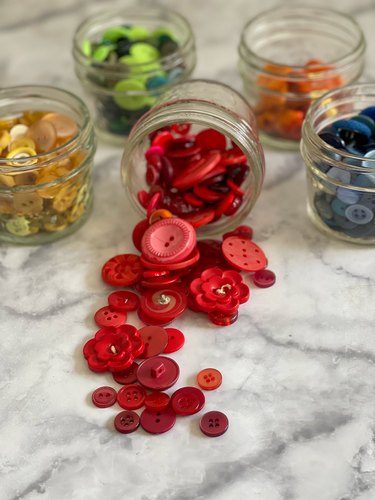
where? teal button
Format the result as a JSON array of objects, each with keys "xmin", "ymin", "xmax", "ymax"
[{"xmin": 331, "ymin": 197, "xmax": 349, "ymax": 216}]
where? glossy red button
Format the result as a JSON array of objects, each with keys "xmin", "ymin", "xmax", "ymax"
[
  {"xmin": 137, "ymin": 308, "xmax": 173, "ymax": 327},
  {"xmin": 223, "ymin": 225, "xmax": 253, "ymax": 240},
  {"xmin": 141, "ymin": 218, "xmax": 196, "ymax": 264},
  {"xmin": 253, "ymin": 269, "xmax": 276, "ymax": 288},
  {"xmin": 164, "ymin": 328, "xmax": 185, "ymax": 353},
  {"xmin": 108, "ymin": 291, "xmax": 139, "ymax": 312},
  {"xmin": 139, "ymin": 272, "xmax": 181, "ymax": 289},
  {"xmin": 171, "ymin": 386, "xmax": 205, "ymax": 416},
  {"xmin": 117, "ymin": 384, "xmax": 146, "ymax": 410},
  {"xmin": 140, "ymin": 407, "xmax": 176, "ymax": 434},
  {"xmin": 199, "ymin": 411, "xmax": 229, "ymax": 437},
  {"xmin": 94, "ymin": 306, "xmax": 126, "ymax": 328},
  {"xmin": 139, "ymin": 287, "xmax": 187, "ymax": 323},
  {"xmin": 114, "ymin": 410, "xmax": 140, "ymax": 434},
  {"xmin": 132, "ymin": 219, "xmax": 150, "ymax": 252},
  {"xmin": 208, "ymin": 310, "xmax": 238, "ymax": 326},
  {"xmin": 137, "ymin": 356, "xmax": 180, "ymax": 391},
  {"xmin": 222, "ymin": 236, "xmax": 267, "ymax": 272},
  {"xmin": 172, "ymin": 152, "xmax": 222, "ymax": 190},
  {"xmin": 102, "ymin": 254, "xmax": 143, "ymax": 286},
  {"xmin": 138, "ymin": 325, "xmax": 168, "ymax": 358},
  {"xmin": 144, "ymin": 392, "xmax": 170, "ymax": 411},
  {"xmin": 197, "ymin": 368, "xmax": 222, "ymax": 391},
  {"xmin": 112, "ymin": 362, "xmax": 138, "ymax": 385},
  {"xmin": 181, "ymin": 208, "xmax": 216, "ymax": 228},
  {"xmin": 196, "ymin": 129, "xmax": 226, "ymax": 152},
  {"xmin": 92, "ymin": 386, "xmax": 117, "ymax": 408},
  {"xmin": 140, "ymin": 247, "xmax": 200, "ymax": 271}
]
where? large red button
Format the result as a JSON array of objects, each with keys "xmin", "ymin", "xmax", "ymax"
[
  {"xmin": 137, "ymin": 356, "xmax": 180, "ymax": 391},
  {"xmin": 141, "ymin": 218, "xmax": 196, "ymax": 264},
  {"xmin": 139, "ymin": 287, "xmax": 187, "ymax": 323},
  {"xmin": 171, "ymin": 386, "xmax": 205, "ymax": 416},
  {"xmin": 222, "ymin": 236, "xmax": 267, "ymax": 272},
  {"xmin": 94, "ymin": 306, "xmax": 126, "ymax": 328},
  {"xmin": 253, "ymin": 269, "xmax": 276, "ymax": 288},
  {"xmin": 117, "ymin": 384, "xmax": 146, "ymax": 410},
  {"xmin": 196, "ymin": 129, "xmax": 227, "ymax": 152},
  {"xmin": 92, "ymin": 386, "xmax": 117, "ymax": 408},
  {"xmin": 172, "ymin": 152, "xmax": 221, "ymax": 190},
  {"xmin": 199, "ymin": 411, "xmax": 229, "ymax": 437},
  {"xmin": 140, "ymin": 407, "xmax": 176, "ymax": 434},
  {"xmin": 102, "ymin": 254, "xmax": 143, "ymax": 286},
  {"xmin": 114, "ymin": 410, "xmax": 140, "ymax": 434},
  {"xmin": 108, "ymin": 291, "xmax": 139, "ymax": 312},
  {"xmin": 197, "ymin": 368, "xmax": 222, "ymax": 391},
  {"xmin": 140, "ymin": 247, "xmax": 200, "ymax": 271},
  {"xmin": 144, "ymin": 392, "xmax": 170, "ymax": 411},
  {"xmin": 138, "ymin": 325, "xmax": 168, "ymax": 358},
  {"xmin": 163, "ymin": 328, "xmax": 185, "ymax": 353},
  {"xmin": 112, "ymin": 362, "xmax": 138, "ymax": 385}
]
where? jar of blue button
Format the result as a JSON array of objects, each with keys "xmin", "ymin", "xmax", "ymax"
[
  {"xmin": 73, "ymin": 8, "xmax": 196, "ymax": 145},
  {"xmin": 301, "ymin": 84, "xmax": 375, "ymax": 244}
]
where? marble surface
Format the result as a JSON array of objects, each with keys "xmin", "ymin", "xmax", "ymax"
[{"xmin": 1, "ymin": 0, "xmax": 375, "ymax": 499}]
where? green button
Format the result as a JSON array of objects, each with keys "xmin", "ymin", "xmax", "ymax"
[
  {"xmin": 81, "ymin": 39, "xmax": 92, "ymax": 57},
  {"xmin": 5, "ymin": 216, "xmax": 31, "ymax": 236},
  {"xmin": 113, "ymin": 79, "xmax": 148, "ymax": 110},
  {"xmin": 130, "ymin": 42, "xmax": 160, "ymax": 63},
  {"xmin": 102, "ymin": 26, "xmax": 131, "ymax": 43},
  {"xmin": 152, "ymin": 28, "xmax": 177, "ymax": 41},
  {"xmin": 92, "ymin": 44, "xmax": 116, "ymax": 62},
  {"xmin": 126, "ymin": 26, "xmax": 150, "ymax": 41}
]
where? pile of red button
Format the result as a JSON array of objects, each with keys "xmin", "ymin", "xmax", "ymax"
[{"xmin": 137, "ymin": 125, "xmax": 250, "ymax": 228}]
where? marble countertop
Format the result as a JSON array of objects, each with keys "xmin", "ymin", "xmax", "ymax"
[{"xmin": 1, "ymin": 0, "xmax": 375, "ymax": 499}]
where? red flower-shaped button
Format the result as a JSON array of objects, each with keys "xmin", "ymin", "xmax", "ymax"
[
  {"xmin": 83, "ymin": 325, "xmax": 144, "ymax": 373},
  {"xmin": 108, "ymin": 291, "xmax": 139, "ymax": 312},
  {"xmin": 94, "ymin": 306, "xmax": 127, "ymax": 328},
  {"xmin": 222, "ymin": 237, "xmax": 267, "ymax": 272},
  {"xmin": 92, "ymin": 386, "xmax": 117, "ymax": 408},
  {"xmin": 117, "ymin": 384, "xmax": 146, "ymax": 410},
  {"xmin": 139, "ymin": 286, "xmax": 188, "ymax": 323},
  {"xmin": 114, "ymin": 410, "xmax": 140, "ymax": 434},
  {"xmin": 171, "ymin": 387, "xmax": 205, "ymax": 416},
  {"xmin": 102, "ymin": 254, "xmax": 143, "ymax": 286}
]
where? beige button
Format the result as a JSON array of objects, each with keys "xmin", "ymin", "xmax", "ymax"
[
  {"xmin": 28, "ymin": 119, "xmax": 57, "ymax": 153},
  {"xmin": 5, "ymin": 216, "xmax": 32, "ymax": 236},
  {"xmin": 52, "ymin": 184, "xmax": 77, "ymax": 212},
  {"xmin": 13, "ymin": 171, "xmax": 38, "ymax": 186},
  {"xmin": 0, "ymin": 193, "xmax": 14, "ymax": 214},
  {"xmin": 13, "ymin": 192, "xmax": 43, "ymax": 215},
  {"xmin": 0, "ymin": 174, "xmax": 15, "ymax": 187},
  {"xmin": 41, "ymin": 113, "xmax": 78, "ymax": 140},
  {"xmin": 10, "ymin": 124, "xmax": 29, "ymax": 141}
]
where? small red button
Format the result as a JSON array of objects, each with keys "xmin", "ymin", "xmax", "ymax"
[
  {"xmin": 114, "ymin": 410, "xmax": 140, "ymax": 434},
  {"xmin": 108, "ymin": 291, "xmax": 139, "ymax": 312},
  {"xmin": 137, "ymin": 356, "xmax": 180, "ymax": 391},
  {"xmin": 223, "ymin": 225, "xmax": 253, "ymax": 240},
  {"xmin": 137, "ymin": 307, "xmax": 173, "ymax": 327},
  {"xmin": 171, "ymin": 386, "xmax": 205, "ymax": 416},
  {"xmin": 208, "ymin": 310, "xmax": 238, "ymax": 326},
  {"xmin": 144, "ymin": 392, "xmax": 170, "ymax": 411},
  {"xmin": 112, "ymin": 362, "xmax": 138, "ymax": 385},
  {"xmin": 102, "ymin": 254, "xmax": 143, "ymax": 286},
  {"xmin": 164, "ymin": 328, "xmax": 185, "ymax": 353},
  {"xmin": 117, "ymin": 384, "xmax": 146, "ymax": 410},
  {"xmin": 132, "ymin": 219, "xmax": 150, "ymax": 252},
  {"xmin": 197, "ymin": 368, "xmax": 222, "ymax": 391},
  {"xmin": 92, "ymin": 386, "xmax": 117, "ymax": 408},
  {"xmin": 94, "ymin": 306, "xmax": 126, "ymax": 328},
  {"xmin": 222, "ymin": 236, "xmax": 267, "ymax": 272},
  {"xmin": 139, "ymin": 287, "xmax": 187, "ymax": 323},
  {"xmin": 181, "ymin": 208, "xmax": 216, "ymax": 228},
  {"xmin": 138, "ymin": 325, "xmax": 169, "ymax": 358},
  {"xmin": 253, "ymin": 269, "xmax": 276, "ymax": 288},
  {"xmin": 199, "ymin": 411, "xmax": 229, "ymax": 437},
  {"xmin": 140, "ymin": 407, "xmax": 176, "ymax": 434}
]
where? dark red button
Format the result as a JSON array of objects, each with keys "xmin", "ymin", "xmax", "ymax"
[
  {"xmin": 144, "ymin": 392, "xmax": 170, "ymax": 411},
  {"xmin": 132, "ymin": 219, "xmax": 150, "ymax": 252},
  {"xmin": 223, "ymin": 225, "xmax": 253, "ymax": 240},
  {"xmin": 92, "ymin": 386, "xmax": 117, "ymax": 408},
  {"xmin": 139, "ymin": 272, "xmax": 181, "ymax": 289},
  {"xmin": 137, "ymin": 356, "xmax": 180, "ymax": 391},
  {"xmin": 222, "ymin": 236, "xmax": 267, "ymax": 272},
  {"xmin": 139, "ymin": 287, "xmax": 187, "ymax": 323},
  {"xmin": 108, "ymin": 291, "xmax": 139, "ymax": 312},
  {"xmin": 112, "ymin": 362, "xmax": 138, "ymax": 385},
  {"xmin": 117, "ymin": 384, "xmax": 146, "ymax": 410},
  {"xmin": 114, "ymin": 410, "xmax": 140, "ymax": 434},
  {"xmin": 102, "ymin": 254, "xmax": 143, "ymax": 286},
  {"xmin": 181, "ymin": 208, "xmax": 216, "ymax": 228},
  {"xmin": 208, "ymin": 310, "xmax": 238, "ymax": 326},
  {"xmin": 163, "ymin": 328, "xmax": 185, "ymax": 353},
  {"xmin": 253, "ymin": 269, "xmax": 276, "ymax": 288},
  {"xmin": 171, "ymin": 386, "xmax": 205, "ymax": 416},
  {"xmin": 199, "ymin": 411, "xmax": 229, "ymax": 437},
  {"xmin": 196, "ymin": 129, "xmax": 226, "ymax": 152},
  {"xmin": 197, "ymin": 368, "xmax": 222, "ymax": 391},
  {"xmin": 94, "ymin": 306, "xmax": 126, "ymax": 328},
  {"xmin": 140, "ymin": 407, "xmax": 176, "ymax": 434},
  {"xmin": 138, "ymin": 325, "xmax": 168, "ymax": 358}
]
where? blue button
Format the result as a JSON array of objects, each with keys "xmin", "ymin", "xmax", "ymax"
[
  {"xmin": 345, "ymin": 204, "xmax": 374, "ymax": 225},
  {"xmin": 331, "ymin": 197, "xmax": 349, "ymax": 216},
  {"xmin": 318, "ymin": 130, "xmax": 346, "ymax": 149},
  {"xmin": 360, "ymin": 106, "xmax": 375, "ymax": 121},
  {"xmin": 353, "ymin": 173, "xmax": 375, "ymax": 187},
  {"xmin": 326, "ymin": 167, "xmax": 351, "ymax": 184},
  {"xmin": 332, "ymin": 213, "xmax": 357, "ymax": 229},
  {"xmin": 352, "ymin": 114, "xmax": 375, "ymax": 135},
  {"xmin": 362, "ymin": 149, "xmax": 375, "ymax": 168},
  {"xmin": 146, "ymin": 74, "xmax": 168, "ymax": 90},
  {"xmin": 336, "ymin": 187, "xmax": 360, "ymax": 205}
]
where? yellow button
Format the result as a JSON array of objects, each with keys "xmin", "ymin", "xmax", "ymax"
[
  {"xmin": 0, "ymin": 174, "xmax": 15, "ymax": 187},
  {"xmin": 5, "ymin": 216, "xmax": 31, "ymax": 236},
  {"xmin": 43, "ymin": 214, "xmax": 67, "ymax": 232},
  {"xmin": 7, "ymin": 147, "xmax": 37, "ymax": 158},
  {"xmin": 67, "ymin": 203, "xmax": 85, "ymax": 223},
  {"xmin": 52, "ymin": 184, "xmax": 77, "ymax": 213},
  {"xmin": 9, "ymin": 137, "xmax": 36, "ymax": 151},
  {"xmin": 13, "ymin": 192, "xmax": 43, "ymax": 215},
  {"xmin": 0, "ymin": 130, "xmax": 10, "ymax": 154}
]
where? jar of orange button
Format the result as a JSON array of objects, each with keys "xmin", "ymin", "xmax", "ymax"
[
  {"xmin": 238, "ymin": 6, "xmax": 365, "ymax": 149},
  {"xmin": 0, "ymin": 86, "xmax": 96, "ymax": 244}
]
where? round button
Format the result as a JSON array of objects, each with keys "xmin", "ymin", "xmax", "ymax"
[
  {"xmin": 140, "ymin": 247, "xmax": 200, "ymax": 271},
  {"xmin": 140, "ymin": 408, "xmax": 176, "ymax": 434},
  {"xmin": 137, "ymin": 356, "xmax": 180, "ymax": 391},
  {"xmin": 132, "ymin": 219, "xmax": 150, "ymax": 252},
  {"xmin": 172, "ymin": 152, "xmax": 221, "ymax": 190},
  {"xmin": 197, "ymin": 368, "xmax": 222, "ymax": 391},
  {"xmin": 102, "ymin": 254, "xmax": 143, "ymax": 286},
  {"xmin": 114, "ymin": 410, "xmax": 140, "ymax": 434},
  {"xmin": 345, "ymin": 204, "xmax": 374, "ymax": 225},
  {"xmin": 222, "ymin": 236, "xmax": 267, "ymax": 272},
  {"xmin": 28, "ymin": 119, "xmax": 56, "ymax": 153},
  {"xmin": 112, "ymin": 362, "xmax": 139, "ymax": 385},
  {"xmin": 196, "ymin": 128, "xmax": 226, "ymax": 152},
  {"xmin": 41, "ymin": 112, "xmax": 78, "ymax": 139},
  {"xmin": 92, "ymin": 386, "xmax": 117, "ymax": 408},
  {"xmin": 253, "ymin": 269, "xmax": 276, "ymax": 288},
  {"xmin": 108, "ymin": 291, "xmax": 139, "ymax": 312},
  {"xmin": 171, "ymin": 387, "xmax": 205, "ymax": 416},
  {"xmin": 139, "ymin": 287, "xmax": 187, "ymax": 323},
  {"xmin": 94, "ymin": 306, "xmax": 127, "ymax": 328},
  {"xmin": 199, "ymin": 411, "xmax": 229, "ymax": 437},
  {"xmin": 117, "ymin": 384, "xmax": 146, "ymax": 410},
  {"xmin": 336, "ymin": 187, "xmax": 360, "ymax": 205},
  {"xmin": 144, "ymin": 392, "xmax": 170, "ymax": 411},
  {"xmin": 208, "ymin": 310, "xmax": 238, "ymax": 326},
  {"xmin": 137, "ymin": 307, "xmax": 174, "ymax": 327},
  {"xmin": 141, "ymin": 218, "xmax": 196, "ymax": 264},
  {"xmin": 164, "ymin": 328, "xmax": 185, "ymax": 353},
  {"xmin": 138, "ymin": 325, "xmax": 168, "ymax": 358}
]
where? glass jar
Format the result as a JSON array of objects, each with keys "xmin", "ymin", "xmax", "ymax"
[
  {"xmin": 301, "ymin": 83, "xmax": 375, "ymax": 245},
  {"xmin": 121, "ymin": 80, "xmax": 265, "ymax": 237},
  {"xmin": 238, "ymin": 6, "xmax": 365, "ymax": 150},
  {"xmin": 0, "ymin": 86, "xmax": 96, "ymax": 245},
  {"xmin": 73, "ymin": 7, "xmax": 196, "ymax": 145}
]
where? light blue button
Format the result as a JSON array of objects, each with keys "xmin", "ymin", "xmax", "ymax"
[
  {"xmin": 353, "ymin": 173, "xmax": 375, "ymax": 187},
  {"xmin": 336, "ymin": 187, "xmax": 360, "ymax": 205},
  {"xmin": 326, "ymin": 167, "xmax": 351, "ymax": 184},
  {"xmin": 168, "ymin": 67, "xmax": 184, "ymax": 83},
  {"xmin": 345, "ymin": 204, "xmax": 374, "ymax": 225},
  {"xmin": 362, "ymin": 149, "xmax": 375, "ymax": 168},
  {"xmin": 331, "ymin": 197, "xmax": 349, "ymax": 216}
]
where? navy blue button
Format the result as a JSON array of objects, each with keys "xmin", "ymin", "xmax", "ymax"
[
  {"xmin": 352, "ymin": 115, "xmax": 375, "ymax": 135},
  {"xmin": 318, "ymin": 131, "xmax": 346, "ymax": 149},
  {"xmin": 360, "ymin": 106, "xmax": 375, "ymax": 121},
  {"xmin": 332, "ymin": 119, "xmax": 372, "ymax": 145}
]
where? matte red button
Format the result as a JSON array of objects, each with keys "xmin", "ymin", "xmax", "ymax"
[
  {"xmin": 92, "ymin": 386, "xmax": 117, "ymax": 408},
  {"xmin": 144, "ymin": 392, "xmax": 170, "ymax": 411},
  {"xmin": 164, "ymin": 328, "xmax": 185, "ymax": 353},
  {"xmin": 222, "ymin": 236, "xmax": 267, "ymax": 272},
  {"xmin": 139, "ymin": 287, "xmax": 187, "ymax": 323},
  {"xmin": 108, "ymin": 291, "xmax": 139, "ymax": 312},
  {"xmin": 112, "ymin": 362, "xmax": 138, "ymax": 385},
  {"xmin": 137, "ymin": 356, "xmax": 180, "ymax": 391},
  {"xmin": 200, "ymin": 411, "xmax": 229, "ymax": 437},
  {"xmin": 253, "ymin": 269, "xmax": 276, "ymax": 288},
  {"xmin": 171, "ymin": 386, "xmax": 205, "ymax": 416},
  {"xmin": 197, "ymin": 368, "xmax": 222, "ymax": 391},
  {"xmin": 138, "ymin": 325, "xmax": 168, "ymax": 358},
  {"xmin": 114, "ymin": 410, "xmax": 140, "ymax": 434},
  {"xmin": 117, "ymin": 384, "xmax": 146, "ymax": 410},
  {"xmin": 141, "ymin": 218, "xmax": 196, "ymax": 264},
  {"xmin": 94, "ymin": 306, "xmax": 126, "ymax": 328},
  {"xmin": 102, "ymin": 254, "xmax": 143, "ymax": 286},
  {"xmin": 140, "ymin": 407, "xmax": 176, "ymax": 434}
]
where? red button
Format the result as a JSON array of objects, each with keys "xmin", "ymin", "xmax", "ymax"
[
  {"xmin": 144, "ymin": 392, "xmax": 170, "ymax": 411},
  {"xmin": 140, "ymin": 407, "xmax": 176, "ymax": 434},
  {"xmin": 253, "ymin": 269, "xmax": 276, "ymax": 288},
  {"xmin": 164, "ymin": 328, "xmax": 185, "ymax": 353},
  {"xmin": 197, "ymin": 368, "xmax": 222, "ymax": 391},
  {"xmin": 140, "ymin": 247, "xmax": 200, "ymax": 271},
  {"xmin": 138, "ymin": 325, "xmax": 168, "ymax": 358},
  {"xmin": 139, "ymin": 287, "xmax": 187, "ymax": 323},
  {"xmin": 108, "ymin": 291, "xmax": 139, "ymax": 312},
  {"xmin": 196, "ymin": 129, "xmax": 227, "ymax": 152},
  {"xmin": 137, "ymin": 307, "xmax": 173, "ymax": 327},
  {"xmin": 112, "ymin": 362, "xmax": 138, "ymax": 385},
  {"xmin": 222, "ymin": 236, "xmax": 267, "ymax": 272},
  {"xmin": 171, "ymin": 123, "xmax": 191, "ymax": 135},
  {"xmin": 199, "ymin": 411, "xmax": 229, "ymax": 437},
  {"xmin": 141, "ymin": 218, "xmax": 196, "ymax": 264},
  {"xmin": 94, "ymin": 306, "xmax": 126, "ymax": 328},
  {"xmin": 223, "ymin": 225, "xmax": 253, "ymax": 240},
  {"xmin": 208, "ymin": 310, "xmax": 238, "ymax": 326},
  {"xmin": 132, "ymin": 219, "xmax": 150, "ymax": 252},
  {"xmin": 114, "ymin": 410, "xmax": 140, "ymax": 434},
  {"xmin": 102, "ymin": 254, "xmax": 143, "ymax": 286},
  {"xmin": 117, "ymin": 384, "xmax": 146, "ymax": 410},
  {"xmin": 137, "ymin": 356, "xmax": 180, "ymax": 391},
  {"xmin": 171, "ymin": 386, "xmax": 205, "ymax": 416},
  {"xmin": 172, "ymin": 152, "xmax": 222, "ymax": 190},
  {"xmin": 92, "ymin": 386, "xmax": 117, "ymax": 408},
  {"xmin": 181, "ymin": 208, "xmax": 216, "ymax": 228},
  {"xmin": 139, "ymin": 273, "xmax": 181, "ymax": 289}
]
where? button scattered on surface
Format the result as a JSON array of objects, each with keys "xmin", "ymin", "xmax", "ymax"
[
  {"xmin": 199, "ymin": 411, "xmax": 229, "ymax": 437},
  {"xmin": 112, "ymin": 362, "xmax": 139, "ymax": 385},
  {"xmin": 94, "ymin": 306, "xmax": 126, "ymax": 328},
  {"xmin": 92, "ymin": 386, "xmax": 117, "ymax": 408},
  {"xmin": 252, "ymin": 269, "xmax": 276, "ymax": 288},
  {"xmin": 144, "ymin": 392, "xmax": 170, "ymax": 411},
  {"xmin": 138, "ymin": 325, "xmax": 169, "ymax": 358},
  {"xmin": 171, "ymin": 386, "xmax": 205, "ymax": 416},
  {"xmin": 117, "ymin": 384, "xmax": 146, "ymax": 410},
  {"xmin": 197, "ymin": 368, "xmax": 222, "ymax": 391},
  {"xmin": 140, "ymin": 407, "xmax": 176, "ymax": 434},
  {"xmin": 114, "ymin": 410, "xmax": 140, "ymax": 434},
  {"xmin": 163, "ymin": 328, "xmax": 185, "ymax": 353},
  {"xmin": 108, "ymin": 290, "xmax": 140, "ymax": 312},
  {"xmin": 137, "ymin": 356, "xmax": 180, "ymax": 391},
  {"xmin": 222, "ymin": 236, "xmax": 267, "ymax": 272}
]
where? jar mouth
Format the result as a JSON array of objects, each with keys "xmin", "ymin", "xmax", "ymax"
[{"xmin": 239, "ymin": 6, "xmax": 365, "ymax": 74}]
